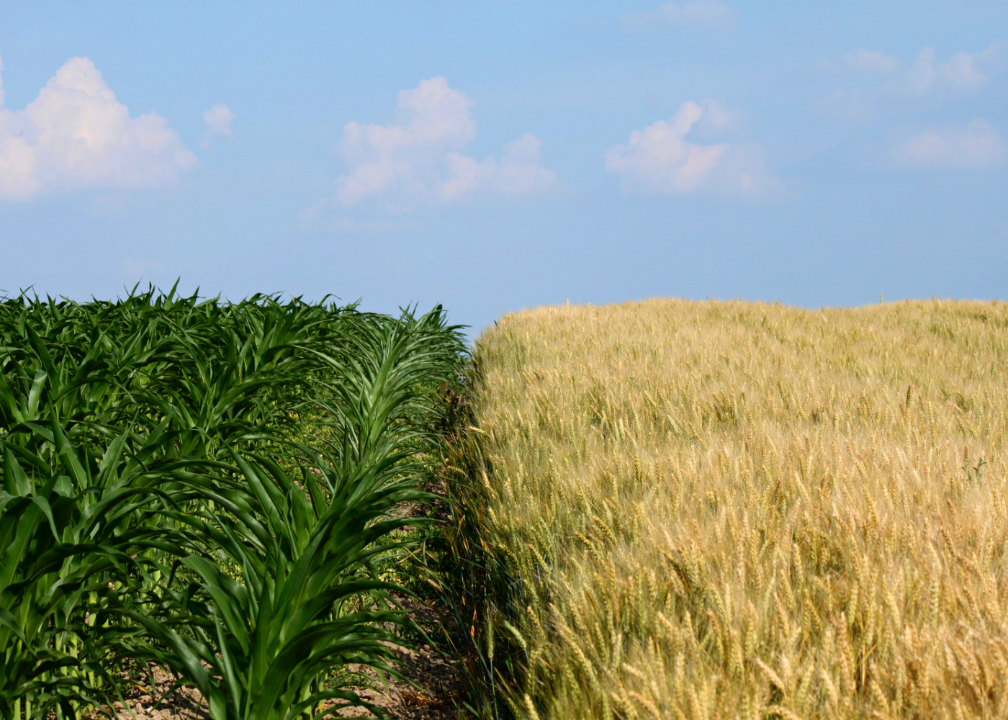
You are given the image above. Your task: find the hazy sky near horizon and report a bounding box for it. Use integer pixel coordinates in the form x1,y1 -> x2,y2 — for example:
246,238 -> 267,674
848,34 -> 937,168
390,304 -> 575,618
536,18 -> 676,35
1,2 -> 1006,335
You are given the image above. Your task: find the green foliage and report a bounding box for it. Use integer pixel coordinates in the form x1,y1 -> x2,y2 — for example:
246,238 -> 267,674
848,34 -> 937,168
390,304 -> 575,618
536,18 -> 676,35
0,287 -> 465,720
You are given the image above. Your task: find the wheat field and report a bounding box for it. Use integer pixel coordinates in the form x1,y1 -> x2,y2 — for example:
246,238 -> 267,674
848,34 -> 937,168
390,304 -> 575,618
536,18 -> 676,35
458,299 -> 1008,720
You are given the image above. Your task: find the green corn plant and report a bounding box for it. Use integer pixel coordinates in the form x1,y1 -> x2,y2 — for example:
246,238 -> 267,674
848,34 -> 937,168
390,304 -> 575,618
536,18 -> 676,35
0,360 -> 182,717
0,289 -> 464,720
0,418 -> 197,720
104,307 -> 465,720
0,289 -> 211,719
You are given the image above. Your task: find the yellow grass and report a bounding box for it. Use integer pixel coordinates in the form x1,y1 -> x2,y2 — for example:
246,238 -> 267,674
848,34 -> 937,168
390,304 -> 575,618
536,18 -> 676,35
462,299 -> 1008,720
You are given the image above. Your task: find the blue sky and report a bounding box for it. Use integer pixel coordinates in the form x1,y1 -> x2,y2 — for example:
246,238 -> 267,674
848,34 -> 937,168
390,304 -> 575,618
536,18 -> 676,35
1,2 -> 1006,335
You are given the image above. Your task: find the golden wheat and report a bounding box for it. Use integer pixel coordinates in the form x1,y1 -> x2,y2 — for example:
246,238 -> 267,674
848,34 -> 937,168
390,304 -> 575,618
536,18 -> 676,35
466,299 -> 1008,720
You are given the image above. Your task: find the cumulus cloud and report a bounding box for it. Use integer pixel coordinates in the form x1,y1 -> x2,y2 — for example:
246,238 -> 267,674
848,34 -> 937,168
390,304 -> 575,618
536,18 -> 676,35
840,42 -> 1001,96
821,42 -> 1004,125
490,133 -> 559,194
892,120 -> 1008,171
621,1 -> 737,29
0,55 -> 197,201
604,100 -> 782,201
202,103 -> 235,148
332,77 -> 557,211
688,97 -> 747,137
906,47 -> 988,95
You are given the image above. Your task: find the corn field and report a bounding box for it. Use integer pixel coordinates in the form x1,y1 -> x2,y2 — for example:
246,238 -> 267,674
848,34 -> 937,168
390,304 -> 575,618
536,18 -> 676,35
0,287 -> 465,720
446,299 -> 1008,720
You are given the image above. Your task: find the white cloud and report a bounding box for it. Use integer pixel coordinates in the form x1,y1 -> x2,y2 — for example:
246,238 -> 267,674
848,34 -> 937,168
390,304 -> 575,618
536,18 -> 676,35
621,1 -> 737,29
821,41 -> 1004,125
332,77 -> 557,211
490,133 -> 559,195
202,103 -> 234,148
604,100 -> 783,201
0,55 -> 197,201
839,42 -> 1001,96
892,120 -> 1008,171
844,49 -> 902,74
906,47 -> 987,95
689,98 -> 747,137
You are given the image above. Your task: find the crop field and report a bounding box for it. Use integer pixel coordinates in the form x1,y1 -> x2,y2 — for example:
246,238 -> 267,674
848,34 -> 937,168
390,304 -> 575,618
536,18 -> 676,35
7,292 -> 1008,720
0,289 -> 464,720
450,299 -> 1008,720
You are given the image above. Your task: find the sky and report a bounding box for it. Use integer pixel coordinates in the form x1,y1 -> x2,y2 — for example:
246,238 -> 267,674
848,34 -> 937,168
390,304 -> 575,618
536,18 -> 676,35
1,1 -> 1006,336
